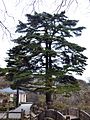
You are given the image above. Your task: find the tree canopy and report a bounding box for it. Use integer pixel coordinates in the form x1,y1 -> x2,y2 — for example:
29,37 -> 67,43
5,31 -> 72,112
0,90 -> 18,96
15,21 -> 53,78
6,11 -> 87,104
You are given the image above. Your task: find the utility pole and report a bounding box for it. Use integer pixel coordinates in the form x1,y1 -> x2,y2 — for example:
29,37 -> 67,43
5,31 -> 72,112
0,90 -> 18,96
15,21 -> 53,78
16,88 -> 19,107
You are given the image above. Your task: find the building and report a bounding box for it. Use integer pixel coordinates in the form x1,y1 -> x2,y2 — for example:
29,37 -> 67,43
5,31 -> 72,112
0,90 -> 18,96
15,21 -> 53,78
0,87 -> 26,103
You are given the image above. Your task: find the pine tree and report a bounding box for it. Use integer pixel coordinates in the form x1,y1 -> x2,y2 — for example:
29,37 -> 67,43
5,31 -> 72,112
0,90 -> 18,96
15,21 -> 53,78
6,11 -> 87,106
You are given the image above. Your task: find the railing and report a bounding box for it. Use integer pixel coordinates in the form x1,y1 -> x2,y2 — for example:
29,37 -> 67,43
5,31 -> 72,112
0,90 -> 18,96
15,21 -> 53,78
0,109 -> 25,120
79,110 -> 90,120
37,109 -> 66,120
61,108 -> 90,120
68,108 -> 79,118
1,107 -> 89,120
29,108 -> 90,120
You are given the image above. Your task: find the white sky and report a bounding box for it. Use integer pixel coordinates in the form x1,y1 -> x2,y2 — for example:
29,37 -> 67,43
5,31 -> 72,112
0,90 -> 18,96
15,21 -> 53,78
0,0 -> 90,82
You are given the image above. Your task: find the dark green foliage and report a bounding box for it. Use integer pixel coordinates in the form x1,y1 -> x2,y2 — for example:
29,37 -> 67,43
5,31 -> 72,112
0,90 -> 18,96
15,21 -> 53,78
0,68 -> 8,76
6,11 -> 87,103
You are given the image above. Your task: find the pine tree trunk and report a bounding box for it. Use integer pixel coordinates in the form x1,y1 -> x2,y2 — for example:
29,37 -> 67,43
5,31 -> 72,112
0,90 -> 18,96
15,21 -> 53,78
45,38 -> 52,108
46,92 -> 52,108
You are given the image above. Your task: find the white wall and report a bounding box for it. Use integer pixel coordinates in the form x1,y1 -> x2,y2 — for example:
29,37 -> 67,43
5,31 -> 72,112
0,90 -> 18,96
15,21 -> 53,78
9,93 -> 26,103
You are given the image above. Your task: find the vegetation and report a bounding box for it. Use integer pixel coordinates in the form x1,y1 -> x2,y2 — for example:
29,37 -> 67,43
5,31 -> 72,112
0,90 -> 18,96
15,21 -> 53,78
30,80 -> 90,113
5,11 -> 87,106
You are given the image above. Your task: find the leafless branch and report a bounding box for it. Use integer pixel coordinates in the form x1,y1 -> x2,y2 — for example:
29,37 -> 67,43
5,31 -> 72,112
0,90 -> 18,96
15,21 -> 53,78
0,0 -> 88,40
54,0 -> 67,13
0,21 -> 12,38
2,0 -> 7,13
15,0 -> 21,6
54,0 -> 78,13
21,0 -> 43,15
2,0 -> 15,21
65,0 -> 78,11
0,0 -> 15,40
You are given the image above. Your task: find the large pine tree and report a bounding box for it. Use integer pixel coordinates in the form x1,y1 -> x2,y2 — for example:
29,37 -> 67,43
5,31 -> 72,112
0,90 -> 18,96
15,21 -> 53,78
6,11 -> 87,105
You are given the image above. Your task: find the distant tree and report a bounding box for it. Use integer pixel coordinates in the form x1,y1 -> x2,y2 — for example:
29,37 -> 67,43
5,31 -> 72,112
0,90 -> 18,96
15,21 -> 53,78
6,11 -> 87,106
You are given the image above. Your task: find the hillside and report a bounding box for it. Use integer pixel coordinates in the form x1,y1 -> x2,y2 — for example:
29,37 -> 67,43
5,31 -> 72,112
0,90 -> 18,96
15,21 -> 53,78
28,79 -> 90,114
51,80 -> 90,113
0,76 -> 10,89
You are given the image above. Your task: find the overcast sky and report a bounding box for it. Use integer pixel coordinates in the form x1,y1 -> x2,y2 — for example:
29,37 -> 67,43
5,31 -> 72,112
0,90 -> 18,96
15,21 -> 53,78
0,0 -> 90,82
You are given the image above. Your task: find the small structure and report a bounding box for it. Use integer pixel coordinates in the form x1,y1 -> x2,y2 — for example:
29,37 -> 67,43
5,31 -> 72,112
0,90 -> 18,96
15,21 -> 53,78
0,87 -> 26,103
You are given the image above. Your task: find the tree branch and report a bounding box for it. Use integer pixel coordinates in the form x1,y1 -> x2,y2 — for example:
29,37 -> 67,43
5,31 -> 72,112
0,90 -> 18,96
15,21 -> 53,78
0,21 -> 12,38
54,0 -> 78,12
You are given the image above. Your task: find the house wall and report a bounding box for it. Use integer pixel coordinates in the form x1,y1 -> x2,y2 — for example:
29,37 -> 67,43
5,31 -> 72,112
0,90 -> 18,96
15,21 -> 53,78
9,93 -> 26,103
19,93 -> 26,103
